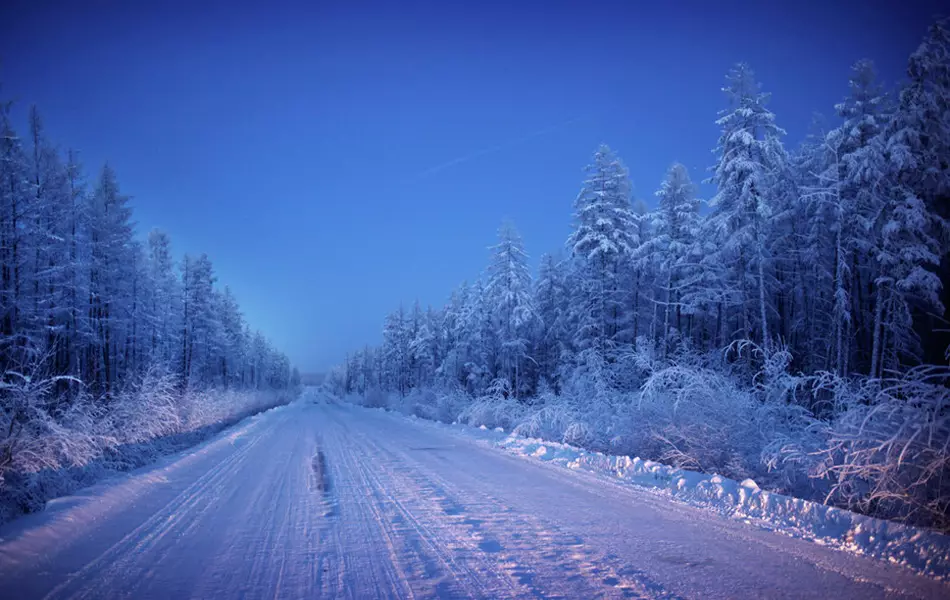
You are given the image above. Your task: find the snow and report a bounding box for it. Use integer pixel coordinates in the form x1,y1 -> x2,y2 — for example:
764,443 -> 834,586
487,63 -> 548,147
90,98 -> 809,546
487,434 -> 950,580
1,389 -> 947,599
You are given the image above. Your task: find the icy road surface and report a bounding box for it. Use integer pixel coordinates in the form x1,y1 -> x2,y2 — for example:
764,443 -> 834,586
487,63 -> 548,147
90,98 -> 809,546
1,395 -> 948,599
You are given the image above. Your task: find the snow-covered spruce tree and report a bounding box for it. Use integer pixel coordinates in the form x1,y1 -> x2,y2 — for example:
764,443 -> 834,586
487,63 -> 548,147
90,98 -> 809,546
217,286 -> 246,388
485,221 -> 536,398
639,163 -> 701,357
61,148 -> 92,392
677,203 -> 729,351
708,63 -> 786,350
767,133 -> 819,372
622,198 -> 649,348
463,279 -> 496,395
179,253 -> 218,389
0,101 -> 32,371
798,132 -> 847,375
408,301 -> 435,389
87,164 -> 136,397
436,284 -> 465,389
785,114 -> 835,373
147,229 -> 181,369
821,60 -> 891,376
868,21 -> 949,377
24,108 -> 74,383
567,145 -> 639,357
534,253 -> 570,393
794,61 -> 891,377
382,305 -> 410,396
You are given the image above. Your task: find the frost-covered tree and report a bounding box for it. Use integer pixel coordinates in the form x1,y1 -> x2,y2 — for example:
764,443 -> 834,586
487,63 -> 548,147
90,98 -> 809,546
382,305 -> 410,395
534,253 -> 570,392
0,101 -> 31,364
217,286 -> 245,388
24,108 -> 73,376
568,145 -> 638,354
485,221 -> 535,396
870,20 -> 950,373
866,23 -> 950,376
87,164 -> 135,395
147,229 -> 180,367
408,301 -> 435,388
821,60 -> 892,375
708,63 -> 786,348
180,253 -> 231,389
623,199 -> 649,345
641,163 -> 701,355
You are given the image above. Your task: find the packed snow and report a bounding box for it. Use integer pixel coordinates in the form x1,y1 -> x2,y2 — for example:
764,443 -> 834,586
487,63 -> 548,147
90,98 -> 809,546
1,390 -> 947,599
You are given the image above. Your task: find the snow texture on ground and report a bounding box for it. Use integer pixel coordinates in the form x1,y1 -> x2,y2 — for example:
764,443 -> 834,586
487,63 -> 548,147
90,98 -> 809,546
0,389 -> 947,599
482,429 -> 950,580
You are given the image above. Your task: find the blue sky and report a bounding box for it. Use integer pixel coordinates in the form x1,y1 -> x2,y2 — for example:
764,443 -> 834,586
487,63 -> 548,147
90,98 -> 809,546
0,0 -> 943,371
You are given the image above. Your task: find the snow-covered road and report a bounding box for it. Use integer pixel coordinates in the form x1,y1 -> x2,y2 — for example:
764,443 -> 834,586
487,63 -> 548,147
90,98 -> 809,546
1,394 -> 947,599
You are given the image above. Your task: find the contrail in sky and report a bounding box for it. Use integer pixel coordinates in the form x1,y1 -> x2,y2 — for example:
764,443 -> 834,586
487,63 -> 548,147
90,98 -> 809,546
406,115 -> 587,182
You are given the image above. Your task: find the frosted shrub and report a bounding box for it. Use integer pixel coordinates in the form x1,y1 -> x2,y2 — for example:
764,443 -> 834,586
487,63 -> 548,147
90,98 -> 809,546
0,369 -> 110,521
0,371 -> 106,480
512,396 -> 575,441
109,366 -> 182,444
814,366 -> 950,530
406,388 -> 439,419
564,349 -> 617,410
758,399 -> 825,496
180,389 -> 227,430
433,389 -> 469,424
458,379 -> 527,430
637,363 -> 759,478
363,388 -> 390,409
563,420 -> 595,447
747,342 -> 826,495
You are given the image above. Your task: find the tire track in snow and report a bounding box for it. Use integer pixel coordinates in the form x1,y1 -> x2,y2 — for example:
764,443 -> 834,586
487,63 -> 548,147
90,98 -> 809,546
338,420 -> 525,599
318,411 -> 418,599
43,409 -> 288,599
339,407 -> 671,599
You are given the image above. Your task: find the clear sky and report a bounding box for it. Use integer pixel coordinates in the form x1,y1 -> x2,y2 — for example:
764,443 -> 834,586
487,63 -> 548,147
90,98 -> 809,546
0,0 -> 943,372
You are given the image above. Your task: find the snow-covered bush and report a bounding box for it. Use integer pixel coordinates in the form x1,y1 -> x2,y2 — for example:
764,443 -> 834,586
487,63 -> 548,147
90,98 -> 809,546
512,395 -> 576,441
363,387 -> 391,409
813,366 -> 950,530
108,365 -> 182,444
0,367 -> 107,522
0,370 -> 106,482
458,379 -> 528,430
405,388 -> 438,419
563,349 -> 618,410
430,389 -> 470,424
634,363 -> 759,477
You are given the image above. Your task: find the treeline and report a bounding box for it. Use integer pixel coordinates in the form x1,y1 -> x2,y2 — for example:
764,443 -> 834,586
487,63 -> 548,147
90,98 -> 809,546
0,105 -> 295,396
0,89 -> 298,522
331,21 -> 950,529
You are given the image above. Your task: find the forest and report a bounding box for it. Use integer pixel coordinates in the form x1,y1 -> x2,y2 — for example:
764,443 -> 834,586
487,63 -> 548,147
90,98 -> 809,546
0,92 -> 298,522
330,20 -> 950,531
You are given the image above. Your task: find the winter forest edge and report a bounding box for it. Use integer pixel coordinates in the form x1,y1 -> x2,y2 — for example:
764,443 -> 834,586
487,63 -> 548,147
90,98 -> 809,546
329,20 -> 950,532
0,92 -> 299,521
